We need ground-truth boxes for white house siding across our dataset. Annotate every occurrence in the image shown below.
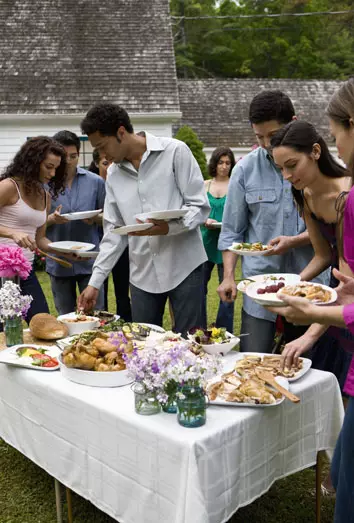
[0,114,178,171]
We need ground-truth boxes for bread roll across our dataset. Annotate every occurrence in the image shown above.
[29,313,69,340]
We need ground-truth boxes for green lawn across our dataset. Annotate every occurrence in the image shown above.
[0,268,335,522]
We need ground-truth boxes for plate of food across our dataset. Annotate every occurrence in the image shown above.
[59,331,133,387]
[228,242,273,256]
[237,273,301,293]
[112,223,153,235]
[278,282,337,305]
[0,344,61,371]
[57,312,100,335]
[48,241,96,254]
[207,371,289,407]
[60,209,102,221]
[188,326,240,355]
[134,209,189,222]
[233,353,312,382]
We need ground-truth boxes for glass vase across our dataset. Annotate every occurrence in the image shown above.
[133,383,161,415]
[4,316,23,347]
[177,385,207,428]
[162,380,178,413]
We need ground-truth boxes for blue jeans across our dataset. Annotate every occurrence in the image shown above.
[50,274,105,315]
[202,261,234,333]
[130,264,205,337]
[331,396,354,523]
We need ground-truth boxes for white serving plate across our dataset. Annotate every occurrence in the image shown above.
[0,344,61,371]
[228,244,273,256]
[134,209,189,221]
[237,273,301,293]
[188,332,240,355]
[48,241,96,254]
[112,223,153,235]
[209,375,289,407]
[60,209,102,221]
[277,283,338,306]
[246,282,288,307]
[58,355,132,387]
[233,352,312,383]
[57,313,100,336]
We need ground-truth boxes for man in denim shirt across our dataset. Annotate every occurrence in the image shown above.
[46,131,106,314]
[218,91,329,353]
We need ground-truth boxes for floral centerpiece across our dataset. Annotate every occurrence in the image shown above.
[0,245,32,280]
[126,342,222,425]
[0,281,33,346]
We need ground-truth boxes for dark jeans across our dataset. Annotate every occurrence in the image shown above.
[331,396,354,523]
[202,261,234,333]
[104,247,132,321]
[0,269,49,330]
[50,273,104,315]
[240,309,308,353]
[130,264,205,337]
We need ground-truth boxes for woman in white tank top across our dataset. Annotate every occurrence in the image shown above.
[0,136,68,323]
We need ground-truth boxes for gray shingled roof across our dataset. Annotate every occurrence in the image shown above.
[0,0,179,114]
[175,79,343,147]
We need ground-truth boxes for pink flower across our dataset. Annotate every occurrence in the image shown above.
[0,245,32,280]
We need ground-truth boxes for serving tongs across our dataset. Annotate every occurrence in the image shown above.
[36,248,73,269]
[255,369,300,403]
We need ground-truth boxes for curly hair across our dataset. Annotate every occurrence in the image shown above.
[1,136,67,199]
[81,102,134,136]
[208,147,236,178]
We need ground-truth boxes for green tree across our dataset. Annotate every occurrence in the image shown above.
[175,125,208,178]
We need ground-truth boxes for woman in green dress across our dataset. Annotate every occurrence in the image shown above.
[202,147,236,333]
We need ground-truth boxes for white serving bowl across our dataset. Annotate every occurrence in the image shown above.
[188,332,240,356]
[57,312,100,336]
[58,355,132,387]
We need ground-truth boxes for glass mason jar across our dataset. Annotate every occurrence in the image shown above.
[4,316,24,347]
[177,385,207,428]
[133,383,161,415]
[162,380,178,414]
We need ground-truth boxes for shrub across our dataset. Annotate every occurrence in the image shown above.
[174,125,208,178]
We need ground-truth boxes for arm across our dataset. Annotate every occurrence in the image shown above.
[166,142,210,236]
[299,208,333,281]
[267,231,311,255]
[281,322,328,369]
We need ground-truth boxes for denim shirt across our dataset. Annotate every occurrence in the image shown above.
[46,167,106,277]
[218,147,329,322]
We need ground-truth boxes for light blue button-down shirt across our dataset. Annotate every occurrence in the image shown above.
[218,147,329,322]
[46,167,106,277]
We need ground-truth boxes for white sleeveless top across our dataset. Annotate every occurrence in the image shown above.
[0,179,47,263]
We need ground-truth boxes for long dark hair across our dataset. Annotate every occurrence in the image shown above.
[208,147,236,178]
[271,121,347,212]
[1,136,67,199]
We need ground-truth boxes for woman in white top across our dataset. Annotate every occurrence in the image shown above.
[0,136,68,322]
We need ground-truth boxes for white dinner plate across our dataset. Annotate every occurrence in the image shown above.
[112,223,153,235]
[228,244,273,256]
[0,344,61,371]
[237,273,301,293]
[48,241,96,254]
[134,209,189,221]
[209,375,289,407]
[233,352,312,383]
[246,282,289,307]
[60,209,102,221]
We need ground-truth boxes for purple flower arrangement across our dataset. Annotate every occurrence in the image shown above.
[0,281,33,322]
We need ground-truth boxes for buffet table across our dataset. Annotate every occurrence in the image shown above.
[0,336,344,523]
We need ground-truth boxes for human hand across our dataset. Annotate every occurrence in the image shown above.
[82,218,95,225]
[281,335,314,370]
[129,219,169,236]
[11,231,37,250]
[333,268,354,305]
[264,235,293,256]
[204,218,218,229]
[267,294,318,325]
[48,205,69,225]
[77,285,99,312]
[217,277,237,303]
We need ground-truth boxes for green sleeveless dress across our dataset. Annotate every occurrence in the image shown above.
[201,187,226,265]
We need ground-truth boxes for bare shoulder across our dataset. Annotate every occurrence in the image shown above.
[0,178,18,204]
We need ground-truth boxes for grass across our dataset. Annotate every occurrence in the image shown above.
[0,268,335,522]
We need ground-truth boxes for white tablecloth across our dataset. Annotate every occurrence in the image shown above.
[0,360,344,523]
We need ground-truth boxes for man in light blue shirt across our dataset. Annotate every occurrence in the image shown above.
[47,131,106,314]
[218,90,329,353]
